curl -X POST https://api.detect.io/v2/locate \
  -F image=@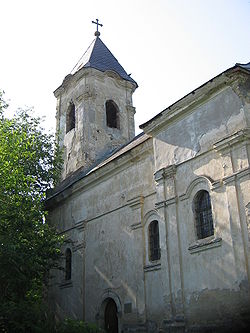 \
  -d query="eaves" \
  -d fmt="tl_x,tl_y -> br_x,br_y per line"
46,136 -> 152,207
